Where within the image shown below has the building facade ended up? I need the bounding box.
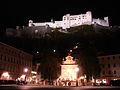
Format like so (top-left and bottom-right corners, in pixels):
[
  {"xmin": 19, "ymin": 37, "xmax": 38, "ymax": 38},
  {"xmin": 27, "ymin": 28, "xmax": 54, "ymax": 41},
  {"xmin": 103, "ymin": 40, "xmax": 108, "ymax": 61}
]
[
  {"xmin": 60, "ymin": 55, "xmax": 79, "ymax": 81},
  {"xmin": 28, "ymin": 11, "xmax": 109, "ymax": 29},
  {"xmin": 98, "ymin": 54, "xmax": 120, "ymax": 82},
  {"xmin": 0, "ymin": 42, "xmax": 32, "ymax": 80}
]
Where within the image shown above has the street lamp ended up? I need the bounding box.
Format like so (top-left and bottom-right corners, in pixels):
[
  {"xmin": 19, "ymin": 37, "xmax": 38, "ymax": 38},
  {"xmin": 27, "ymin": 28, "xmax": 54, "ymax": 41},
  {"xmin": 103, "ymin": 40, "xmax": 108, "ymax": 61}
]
[
  {"xmin": 53, "ymin": 49, "xmax": 56, "ymax": 52},
  {"xmin": 24, "ymin": 68, "xmax": 28, "ymax": 73},
  {"xmin": 75, "ymin": 67, "xmax": 79, "ymax": 86},
  {"xmin": 75, "ymin": 67, "xmax": 79, "ymax": 72},
  {"xmin": 36, "ymin": 51, "xmax": 39, "ymax": 54},
  {"xmin": 73, "ymin": 46, "xmax": 78, "ymax": 49},
  {"xmin": 24, "ymin": 68, "xmax": 28, "ymax": 83},
  {"xmin": 70, "ymin": 50, "xmax": 72, "ymax": 52}
]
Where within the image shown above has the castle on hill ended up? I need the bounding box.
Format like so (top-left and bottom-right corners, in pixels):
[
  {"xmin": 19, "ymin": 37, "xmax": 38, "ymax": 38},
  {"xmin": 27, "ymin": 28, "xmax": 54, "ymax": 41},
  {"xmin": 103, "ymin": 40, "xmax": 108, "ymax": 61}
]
[{"xmin": 28, "ymin": 11, "xmax": 109, "ymax": 29}]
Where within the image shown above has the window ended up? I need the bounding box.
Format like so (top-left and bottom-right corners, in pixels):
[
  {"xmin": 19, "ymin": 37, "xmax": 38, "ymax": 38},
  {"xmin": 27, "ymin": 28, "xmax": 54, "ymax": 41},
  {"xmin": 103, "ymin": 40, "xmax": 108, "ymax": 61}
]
[
  {"xmin": 108, "ymin": 64, "xmax": 110, "ymax": 68},
  {"xmin": 0, "ymin": 65, "xmax": 2, "ymax": 69},
  {"xmin": 11, "ymin": 57, "xmax": 13, "ymax": 63},
  {"xmin": 102, "ymin": 64, "xmax": 105, "ymax": 68},
  {"xmin": 5, "ymin": 48, "xmax": 8, "ymax": 52},
  {"xmin": 12, "ymin": 51, "xmax": 14, "ymax": 54},
  {"xmin": 108, "ymin": 70, "xmax": 111, "ymax": 75},
  {"xmin": 114, "ymin": 70, "xmax": 116, "ymax": 74},
  {"xmin": 7, "ymin": 57, "xmax": 9, "ymax": 62},
  {"xmin": 0, "ymin": 54, "xmax": 2, "ymax": 60},
  {"xmin": 4, "ymin": 56, "xmax": 6, "ymax": 61},
  {"xmin": 119, "ymin": 56, "xmax": 120, "ymax": 59},
  {"xmin": 113, "ymin": 64, "xmax": 116, "ymax": 67},
  {"xmin": 107, "ymin": 57, "xmax": 110, "ymax": 60},
  {"xmin": 64, "ymin": 17, "xmax": 66, "ymax": 20},
  {"xmin": 102, "ymin": 71, "xmax": 105, "ymax": 75},
  {"xmin": 67, "ymin": 17, "xmax": 69, "ymax": 20},
  {"xmin": 102, "ymin": 57, "xmax": 104, "ymax": 60},
  {"xmin": 113, "ymin": 56, "xmax": 115, "ymax": 59}
]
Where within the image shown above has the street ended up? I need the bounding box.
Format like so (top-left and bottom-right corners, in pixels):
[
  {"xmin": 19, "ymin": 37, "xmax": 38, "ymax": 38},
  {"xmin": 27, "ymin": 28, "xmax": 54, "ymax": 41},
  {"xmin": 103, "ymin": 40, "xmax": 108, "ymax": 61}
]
[{"xmin": 0, "ymin": 85, "xmax": 120, "ymax": 90}]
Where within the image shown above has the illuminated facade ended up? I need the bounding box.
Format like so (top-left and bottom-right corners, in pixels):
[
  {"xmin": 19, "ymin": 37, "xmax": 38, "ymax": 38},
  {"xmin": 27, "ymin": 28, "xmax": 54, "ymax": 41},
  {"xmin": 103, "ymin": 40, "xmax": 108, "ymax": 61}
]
[
  {"xmin": 0, "ymin": 42, "xmax": 32, "ymax": 80},
  {"xmin": 97, "ymin": 54, "xmax": 120, "ymax": 82},
  {"xmin": 28, "ymin": 11, "xmax": 109, "ymax": 29},
  {"xmin": 60, "ymin": 55, "xmax": 79, "ymax": 81}
]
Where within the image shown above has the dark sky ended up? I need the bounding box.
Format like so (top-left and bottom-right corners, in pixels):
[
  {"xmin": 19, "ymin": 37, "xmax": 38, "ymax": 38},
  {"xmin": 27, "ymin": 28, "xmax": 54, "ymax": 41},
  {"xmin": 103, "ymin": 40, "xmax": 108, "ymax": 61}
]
[{"xmin": 5, "ymin": 0, "xmax": 120, "ymax": 28}]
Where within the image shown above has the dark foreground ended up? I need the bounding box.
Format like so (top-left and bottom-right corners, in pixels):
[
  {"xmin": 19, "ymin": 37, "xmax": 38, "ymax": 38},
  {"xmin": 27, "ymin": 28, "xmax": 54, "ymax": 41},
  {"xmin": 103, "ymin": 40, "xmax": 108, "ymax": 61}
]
[{"xmin": 0, "ymin": 85, "xmax": 120, "ymax": 90}]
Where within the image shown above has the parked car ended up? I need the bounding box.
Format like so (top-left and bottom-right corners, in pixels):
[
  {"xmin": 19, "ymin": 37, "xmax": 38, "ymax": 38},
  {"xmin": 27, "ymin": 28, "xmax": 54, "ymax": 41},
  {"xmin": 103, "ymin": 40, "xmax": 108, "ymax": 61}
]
[
  {"xmin": 109, "ymin": 80, "xmax": 120, "ymax": 86},
  {"xmin": 0, "ymin": 80, "xmax": 16, "ymax": 84},
  {"xmin": 16, "ymin": 80, "xmax": 27, "ymax": 85}
]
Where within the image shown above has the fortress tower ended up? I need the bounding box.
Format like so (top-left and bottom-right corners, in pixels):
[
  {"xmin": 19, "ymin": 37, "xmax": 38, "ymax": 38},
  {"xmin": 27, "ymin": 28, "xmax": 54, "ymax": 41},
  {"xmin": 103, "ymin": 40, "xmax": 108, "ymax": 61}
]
[
  {"xmin": 104, "ymin": 17, "xmax": 109, "ymax": 26},
  {"xmin": 28, "ymin": 20, "xmax": 34, "ymax": 27},
  {"xmin": 86, "ymin": 11, "xmax": 92, "ymax": 24},
  {"xmin": 62, "ymin": 14, "xmax": 71, "ymax": 29}
]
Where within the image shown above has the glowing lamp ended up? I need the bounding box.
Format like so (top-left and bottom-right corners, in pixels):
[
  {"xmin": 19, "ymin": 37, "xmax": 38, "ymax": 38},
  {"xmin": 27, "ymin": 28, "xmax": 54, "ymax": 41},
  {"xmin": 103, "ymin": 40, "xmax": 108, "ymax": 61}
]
[
  {"xmin": 24, "ymin": 68, "xmax": 28, "ymax": 73},
  {"xmin": 2, "ymin": 72, "xmax": 9, "ymax": 77},
  {"xmin": 75, "ymin": 67, "xmax": 79, "ymax": 72}
]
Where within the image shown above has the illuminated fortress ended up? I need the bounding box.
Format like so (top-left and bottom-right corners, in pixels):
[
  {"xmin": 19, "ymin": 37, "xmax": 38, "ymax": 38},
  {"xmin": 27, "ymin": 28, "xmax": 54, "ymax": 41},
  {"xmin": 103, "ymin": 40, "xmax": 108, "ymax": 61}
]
[{"xmin": 28, "ymin": 11, "xmax": 109, "ymax": 29}]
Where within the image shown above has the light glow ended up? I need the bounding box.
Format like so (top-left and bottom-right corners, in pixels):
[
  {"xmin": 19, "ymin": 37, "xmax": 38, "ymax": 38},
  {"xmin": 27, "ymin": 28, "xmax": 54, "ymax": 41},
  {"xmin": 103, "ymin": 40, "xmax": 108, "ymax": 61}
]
[
  {"xmin": 70, "ymin": 50, "xmax": 72, "ymax": 52},
  {"xmin": 61, "ymin": 55, "xmax": 79, "ymax": 81},
  {"xmin": 53, "ymin": 50, "xmax": 56, "ymax": 52},
  {"xmin": 75, "ymin": 67, "xmax": 79, "ymax": 72},
  {"xmin": 2, "ymin": 72, "xmax": 9, "ymax": 77},
  {"xmin": 24, "ymin": 68, "xmax": 28, "ymax": 73},
  {"xmin": 102, "ymin": 79, "xmax": 107, "ymax": 83},
  {"xmin": 1, "ymin": 72, "xmax": 10, "ymax": 80},
  {"xmin": 20, "ymin": 75, "xmax": 26, "ymax": 81},
  {"xmin": 31, "ymin": 71, "xmax": 37, "ymax": 74},
  {"xmin": 73, "ymin": 46, "xmax": 78, "ymax": 49}
]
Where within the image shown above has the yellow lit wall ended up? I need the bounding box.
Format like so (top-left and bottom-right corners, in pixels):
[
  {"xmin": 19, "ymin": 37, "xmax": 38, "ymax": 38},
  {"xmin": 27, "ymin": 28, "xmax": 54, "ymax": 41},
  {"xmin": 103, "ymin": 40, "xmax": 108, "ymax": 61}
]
[{"xmin": 61, "ymin": 55, "xmax": 79, "ymax": 81}]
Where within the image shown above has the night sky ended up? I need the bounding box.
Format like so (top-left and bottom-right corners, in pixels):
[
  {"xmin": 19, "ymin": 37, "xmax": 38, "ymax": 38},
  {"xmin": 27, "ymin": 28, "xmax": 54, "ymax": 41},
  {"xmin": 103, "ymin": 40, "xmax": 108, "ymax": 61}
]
[{"xmin": 5, "ymin": 0, "xmax": 120, "ymax": 28}]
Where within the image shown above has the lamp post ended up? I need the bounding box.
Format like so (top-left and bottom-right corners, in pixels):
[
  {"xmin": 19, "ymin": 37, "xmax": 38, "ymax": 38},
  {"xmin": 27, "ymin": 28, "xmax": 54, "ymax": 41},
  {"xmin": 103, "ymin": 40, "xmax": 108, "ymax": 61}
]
[
  {"xmin": 24, "ymin": 68, "xmax": 28, "ymax": 73},
  {"xmin": 75, "ymin": 67, "xmax": 79, "ymax": 86},
  {"xmin": 24, "ymin": 68, "xmax": 28, "ymax": 82}
]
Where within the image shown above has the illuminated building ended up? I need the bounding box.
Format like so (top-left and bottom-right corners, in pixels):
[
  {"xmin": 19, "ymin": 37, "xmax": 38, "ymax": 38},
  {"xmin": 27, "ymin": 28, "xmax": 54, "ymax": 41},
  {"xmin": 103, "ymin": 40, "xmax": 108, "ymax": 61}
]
[
  {"xmin": 97, "ymin": 54, "xmax": 120, "ymax": 83},
  {"xmin": 29, "ymin": 11, "xmax": 109, "ymax": 29},
  {"xmin": 60, "ymin": 54, "xmax": 79, "ymax": 81},
  {"xmin": 0, "ymin": 42, "xmax": 32, "ymax": 80}
]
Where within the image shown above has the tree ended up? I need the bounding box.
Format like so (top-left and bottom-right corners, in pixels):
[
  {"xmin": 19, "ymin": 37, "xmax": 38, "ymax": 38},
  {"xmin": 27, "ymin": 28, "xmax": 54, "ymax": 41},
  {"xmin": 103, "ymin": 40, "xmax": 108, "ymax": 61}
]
[
  {"xmin": 76, "ymin": 43, "xmax": 100, "ymax": 82},
  {"xmin": 38, "ymin": 54, "xmax": 61, "ymax": 82}
]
